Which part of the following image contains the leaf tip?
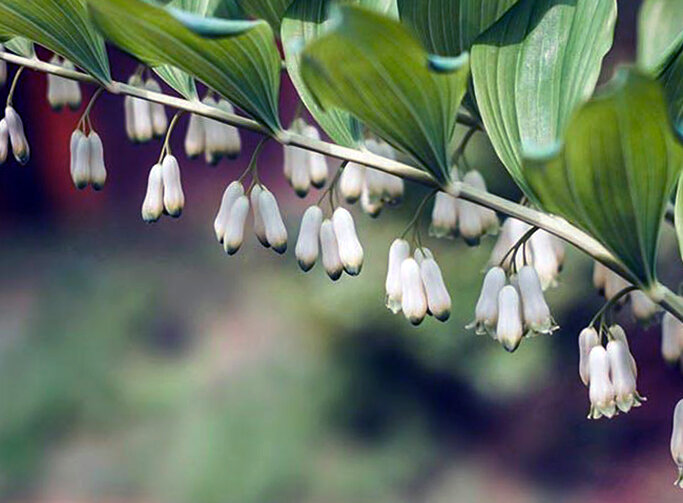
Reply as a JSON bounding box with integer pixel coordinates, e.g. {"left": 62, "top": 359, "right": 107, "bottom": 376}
{"left": 428, "top": 52, "right": 469, "bottom": 73}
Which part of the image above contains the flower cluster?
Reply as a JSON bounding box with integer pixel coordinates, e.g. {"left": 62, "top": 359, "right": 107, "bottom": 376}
{"left": 184, "top": 95, "right": 241, "bottom": 165}
{"left": 214, "top": 181, "right": 288, "bottom": 255}
{"left": 141, "top": 155, "right": 185, "bottom": 222}
{"left": 283, "top": 119, "right": 328, "bottom": 197}
{"left": 430, "top": 169, "right": 498, "bottom": 245}
{"left": 0, "top": 106, "right": 29, "bottom": 165}
{"left": 579, "top": 324, "right": 644, "bottom": 419}
{"left": 592, "top": 262, "right": 658, "bottom": 322}
{"left": 69, "top": 127, "right": 106, "bottom": 190}
{"left": 46, "top": 55, "right": 82, "bottom": 111}
{"left": 124, "top": 74, "right": 168, "bottom": 143}
{"left": 339, "top": 139, "right": 403, "bottom": 217}
{"left": 469, "top": 264, "right": 557, "bottom": 351}
{"left": 384, "top": 239, "right": 451, "bottom": 325}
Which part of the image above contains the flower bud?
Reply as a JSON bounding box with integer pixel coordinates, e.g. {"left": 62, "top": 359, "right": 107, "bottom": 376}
{"left": 291, "top": 153, "right": 311, "bottom": 197}
{"left": 0, "top": 119, "right": 8, "bottom": 165}
{"left": 496, "top": 285, "right": 523, "bottom": 352}
{"left": 518, "top": 265, "right": 556, "bottom": 335}
{"left": 430, "top": 192, "right": 458, "bottom": 238}
{"left": 385, "top": 239, "right": 410, "bottom": 313}
{"left": 259, "top": 189, "right": 288, "bottom": 254}
{"left": 214, "top": 181, "right": 244, "bottom": 243}
{"left": 670, "top": 399, "right": 683, "bottom": 488}
{"left": 72, "top": 133, "right": 90, "bottom": 190}
{"left": 339, "top": 162, "right": 364, "bottom": 203}
{"left": 578, "top": 327, "right": 600, "bottom": 386}
{"left": 144, "top": 78, "right": 168, "bottom": 138}
{"left": 606, "top": 339, "right": 643, "bottom": 414}
{"left": 630, "top": 290, "right": 658, "bottom": 322}
{"left": 587, "top": 346, "right": 616, "bottom": 419}
{"left": 184, "top": 113, "right": 205, "bottom": 158}
{"left": 223, "top": 195, "right": 249, "bottom": 255}
{"left": 468, "top": 266, "right": 506, "bottom": 336}
{"left": 529, "top": 230, "right": 561, "bottom": 289}
{"left": 457, "top": 199, "right": 483, "bottom": 246}
{"left": 141, "top": 163, "right": 164, "bottom": 223}
{"left": 250, "top": 185, "right": 269, "bottom": 247}
{"left": 320, "top": 219, "right": 343, "bottom": 280}
{"left": 217, "top": 100, "right": 241, "bottom": 159}
{"left": 303, "top": 125, "right": 327, "bottom": 188}
{"left": 401, "top": 258, "right": 428, "bottom": 326}
{"left": 420, "top": 257, "right": 451, "bottom": 322}
{"left": 333, "top": 207, "right": 364, "bottom": 276}
{"left": 47, "top": 55, "right": 66, "bottom": 110}
{"left": 295, "top": 205, "right": 323, "bottom": 272}
{"left": 61, "top": 60, "right": 82, "bottom": 110}
{"left": 161, "top": 155, "right": 184, "bottom": 217}
{"left": 360, "top": 183, "right": 383, "bottom": 217}
{"left": 662, "top": 313, "right": 683, "bottom": 365}
{"left": 88, "top": 131, "right": 107, "bottom": 190}
{"left": 124, "top": 96, "right": 136, "bottom": 142}
{"left": 5, "top": 106, "right": 29, "bottom": 164}
{"left": 131, "top": 92, "right": 153, "bottom": 143}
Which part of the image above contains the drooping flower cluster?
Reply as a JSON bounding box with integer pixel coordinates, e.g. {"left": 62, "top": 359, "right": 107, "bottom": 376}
{"left": 384, "top": 239, "right": 451, "bottom": 325}
{"left": 46, "top": 55, "right": 82, "bottom": 111}
{"left": 592, "top": 261, "right": 658, "bottom": 322}
{"left": 283, "top": 119, "right": 329, "bottom": 197}
{"left": 296, "top": 206, "right": 363, "bottom": 280}
{"left": 141, "top": 155, "right": 185, "bottom": 222}
{"left": 0, "top": 106, "right": 29, "bottom": 165}
{"left": 185, "top": 95, "right": 241, "bottom": 165}
{"left": 430, "top": 169, "right": 498, "bottom": 245}
{"left": 468, "top": 264, "right": 557, "bottom": 351}
{"left": 339, "top": 139, "right": 403, "bottom": 217}
{"left": 579, "top": 324, "right": 644, "bottom": 419}
{"left": 69, "top": 127, "right": 107, "bottom": 190}
{"left": 124, "top": 74, "right": 168, "bottom": 143}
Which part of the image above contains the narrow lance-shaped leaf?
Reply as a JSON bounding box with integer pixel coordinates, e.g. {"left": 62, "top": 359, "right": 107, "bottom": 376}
{"left": 4, "top": 37, "right": 35, "bottom": 59}
{"left": 0, "top": 0, "right": 111, "bottom": 83}
{"left": 470, "top": 0, "right": 616, "bottom": 198}
{"left": 241, "top": 0, "right": 295, "bottom": 33}
{"left": 88, "top": 0, "right": 282, "bottom": 132}
{"left": 300, "top": 5, "right": 470, "bottom": 183}
{"left": 524, "top": 69, "right": 683, "bottom": 288}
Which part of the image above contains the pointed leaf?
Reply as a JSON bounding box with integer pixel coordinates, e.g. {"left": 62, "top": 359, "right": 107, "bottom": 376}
{"left": 470, "top": 0, "right": 616, "bottom": 197}
{"left": 300, "top": 5, "right": 469, "bottom": 182}
{"left": 241, "top": 0, "right": 295, "bottom": 33}
{"left": 0, "top": 0, "right": 111, "bottom": 83}
{"left": 5, "top": 37, "right": 35, "bottom": 58}
{"left": 525, "top": 69, "right": 683, "bottom": 287}
{"left": 88, "top": 0, "right": 281, "bottom": 132}
{"left": 676, "top": 171, "right": 683, "bottom": 262}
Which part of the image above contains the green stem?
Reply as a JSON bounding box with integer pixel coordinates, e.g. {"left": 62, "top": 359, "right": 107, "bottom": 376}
{"left": 6, "top": 65, "right": 25, "bottom": 107}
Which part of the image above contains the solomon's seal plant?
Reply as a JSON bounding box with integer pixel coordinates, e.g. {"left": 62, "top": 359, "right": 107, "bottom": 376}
{"left": 0, "top": 0, "right": 682, "bottom": 488}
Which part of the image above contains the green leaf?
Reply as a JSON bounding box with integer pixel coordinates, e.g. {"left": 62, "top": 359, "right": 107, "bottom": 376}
{"left": 241, "top": 0, "right": 294, "bottom": 33}
{"left": 524, "top": 69, "right": 683, "bottom": 287}
{"left": 4, "top": 37, "right": 35, "bottom": 59}
{"left": 0, "top": 0, "right": 111, "bottom": 83}
{"left": 300, "top": 5, "right": 470, "bottom": 182}
{"left": 281, "top": 0, "right": 395, "bottom": 147}
{"left": 398, "top": 0, "right": 518, "bottom": 56}
{"left": 676, "top": 171, "right": 683, "bottom": 262}
{"left": 470, "top": 0, "right": 616, "bottom": 197}
{"left": 88, "top": 0, "right": 282, "bottom": 132}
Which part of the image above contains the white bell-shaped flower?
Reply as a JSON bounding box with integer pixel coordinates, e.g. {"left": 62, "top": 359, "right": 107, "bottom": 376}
{"left": 69, "top": 129, "right": 83, "bottom": 186}
{"left": 383, "top": 172, "right": 404, "bottom": 204}
{"left": 420, "top": 256, "right": 451, "bottom": 322}
{"left": 339, "top": 162, "right": 364, "bottom": 203}
{"left": 258, "top": 189, "right": 288, "bottom": 254}
{"left": 457, "top": 199, "right": 483, "bottom": 246}
{"left": 124, "top": 96, "right": 136, "bottom": 142}
{"left": 47, "top": 55, "right": 66, "bottom": 110}
{"left": 496, "top": 285, "right": 524, "bottom": 352}
{"left": 216, "top": 100, "right": 241, "bottom": 159}
{"left": 606, "top": 339, "right": 644, "bottom": 413}
{"left": 529, "top": 230, "right": 561, "bottom": 290}
{"left": 364, "top": 139, "right": 403, "bottom": 203}
{"left": 332, "top": 207, "right": 364, "bottom": 275}
{"left": 430, "top": 192, "right": 458, "bottom": 239}
{"left": 161, "top": 155, "right": 184, "bottom": 217}
{"left": 518, "top": 265, "right": 556, "bottom": 336}
{"left": 604, "top": 268, "right": 630, "bottom": 303}
{"left": 61, "top": 60, "right": 82, "bottom": 110}
{"left": 630, "top": 290, "right": 658, "bottom": 322}
{"left": 214, "top": 181, "right": 244, "bottom": 243}
{"left": 141, "top": 163, "right": 164, "bottom": 223}
{"left": 202, "top": 96, "right": 223, "bottom": 165}
{"left": 360, "top": 182, "right": 383, "bottom": 217}
{"left": 320, "top": 219, "right": 343, "bottom": 280}
{"left": 295, "top": 205, "right": 323, "bottom": 272}
{"left": 88, "top": 131, "right": 107, "bottom": 190}
{"left": 290, "top": 149, "right": 311, "bottom": 197}
{"left": 592, "top": 261, "right": 607, "bottom": 294}
{"left": 5, "top": 106, "right": 29, "bottom": 164}
{"left": 72, "top": 132, "right": 90, "bottom": 190}
{"left": 223, "top": 195, "right": 250, "bottom": 255}
{"left": 385, "top": 238, "right": 410, "bottom": 314}
{"left": 0, "top": 119, "right": 8, "bottom": 165}
{"left": 364, "top": 166, "right": 387, "bottom": 205}
{"left": 587, "top": 345, "right": 616, "bottom": 419}
{"left": 401, "top": 257, "right": 428, "bottom": 326}
{"left": 144, "top": 78, "right": 168, "bottom": 138}
{"left": 490, "top": 218, "right": 531, "bottom": 270}
{"left": 670, "top": 399, "right": 683, "bottom": 488}
{"left": 250, "top": 185, "right": 269, "bottom": 248}
{"left": 128, "top": 76, "right": 152, "bottom": 143}
{"left": 578, "top": 327, "right": 600, "bottom": 386}
{"left": 608, "top": 324, "right": 637, "bottom": 378}
{"left": 463, "top": 170, "right": 498, "bottom": 234}
{"left": 662, "top": 313, "right": 683, "bottom": 365}
{"left": 184, "top": 113, "right": 205, "bottom": 159}
{"left": 303, "top": 125, "right": 328, "bottom": 188}
{"left": 468, "top": 266, "right": 506, "bottom": 336}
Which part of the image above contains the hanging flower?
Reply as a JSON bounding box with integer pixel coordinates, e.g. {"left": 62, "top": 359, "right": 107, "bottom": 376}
{"left": 662, "top": 313, "right": 683, "bottom": 365}
{"left": 468, "top": 266, "right": 506, "bottom": 336}
{"left": 184, "top": 113, "right": 205, "bottom": 159}
{"left": 332, "top": 207, "right": 364, "bottom": 275}
{"left": 144, "top": 77, "right": 168, "bottom": 139}
{"left": 127, "top": 74, "right": 153, "bottom": 143}
{"left": 400, "top": 257, "right": 428, "bottom": 326}
{"left": 161, "top": 155, "right": 185, "bottom": 217}
{"left": 141, "top": 163, "right": 164, "bottom": 223}
{"left": 295, "top": 205, "right": 323, "bottom": 272}
{"left": 420, "top": 254, "right": 451, "bottom": 322}
{"left": 320, "top": 218, "right": 343, "bottom": 281}
{"left": 4, "top": 106, "right": 29, "bottom": 164}
{"left": 214, "top": 181, "right": 245, "bottom": 244}
{"left": 0, "top": 119, "right": 8, "bottom": 165}
{"left": 671, "top": 399, "right": 683, "bottom": 488}
{"left": 518, "top": 265, "right": 557, "bottom": 336}
{"left": 587, "top": 345, "right": 617, "bottom": 419}
{"left": 258, "top": 188, "right": 288, "bottom": 254}
{"left": 606, "top": 337, "right": 644, "bottom": 413}
{"left": 578, "top": 327, "right": 600, "bottom": 386}
{"left": 223, "top": 195, "right": 250, "bottom": 255}
{"left": 339, "top": 162, "right": 364, "bottom": 203}
{"left": 430, "top": 191, "right": 458, "bottom": 239}
{"left": 250, "top": 185, "right": 269, "bottom": 248}
{"left": 385, "top": 238, "right": 410, "bottom": 314}
{"left": 496, "top": 285, "right": 524, "bottom": 352}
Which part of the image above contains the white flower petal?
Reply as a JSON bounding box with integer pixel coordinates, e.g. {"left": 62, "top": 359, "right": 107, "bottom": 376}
{"left": 214, "top": 181, "right": 244, "bottom": 244}
{"left": 339, "top": 162, "right": 364, "bottom": 203}
{"left": 631, "top": 290, "right": 658, "bottom": 322}
{"left": 662, "top": 313, "right": 683, "bottom": 365}
{"left": 144, "top": 78, "right": 168, "bottom": 138}
{"left": 587, "top": 346, "right": 616, "bottom": 419}
{"left": 333, "top": 207, "right": 364, "bottom": 275}
{"left": 250, "top": 185, "right": 269, "bottom": 248}
{"left": 578, "top": 327, "right": 600, "bottom": 386}
{"left": 88, "top": 131, "right": 107, "bottom": 190}
{"left": 420, "top": 257, "right": 451, "bottom": 322}
{"left": 223, "top": 195, "right": 250, "bottom": 255}
{"left": 184, "top": 113, "right": 205, "bottom": 158}
{"left": 518, "top": 265, "right": 555, "bottom": 335}
{"left": 671, "top": 399, "right": 683, "bottom": 487}
{"left": 141, "top": 163, "right": 164, "bottom": 223}
{"left": 470, "top": 266, "right": 506, "bottom": 336}
{"left": 401, "top": 258, "right": 427, "bottom": 326}
{"left": 320, "top": 219, "right": 343, "bottom": 280}
{"left": 5, "top": 106, "right": 29, "bottom": 164}
{"left": 295, "top": 205, "right": 323, "bottom": 272}
{"left": 607, "top": 338, "right": 643, "bottom": 414}
{"left": 385, "top": 238, "right": 410, "bottom": 313}
{"left": 72, "top": 133, "right": 90, "bottom": 190}
{"left": 496, "top": 285, "right": 524, "bottom": 352}
{"left": 0, "top": 118, "right": 8, "bottom": 165}
{"left": 161, "top": 155, "right": 185, "bottom": 217}
{"left": 430, "top": 192, "right": 458, "bottom": 239}
{"left": 259, "top": 189, "right": 288, "bottom": 254}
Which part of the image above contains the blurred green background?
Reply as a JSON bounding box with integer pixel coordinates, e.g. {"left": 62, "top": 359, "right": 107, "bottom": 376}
{"left": 0, "top": 1, "right": 682, "bottom": 502}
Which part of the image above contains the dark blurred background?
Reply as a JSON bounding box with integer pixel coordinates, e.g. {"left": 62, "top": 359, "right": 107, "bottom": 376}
{"left": 0, "top": 1, "right": 682, "bottom": 502}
